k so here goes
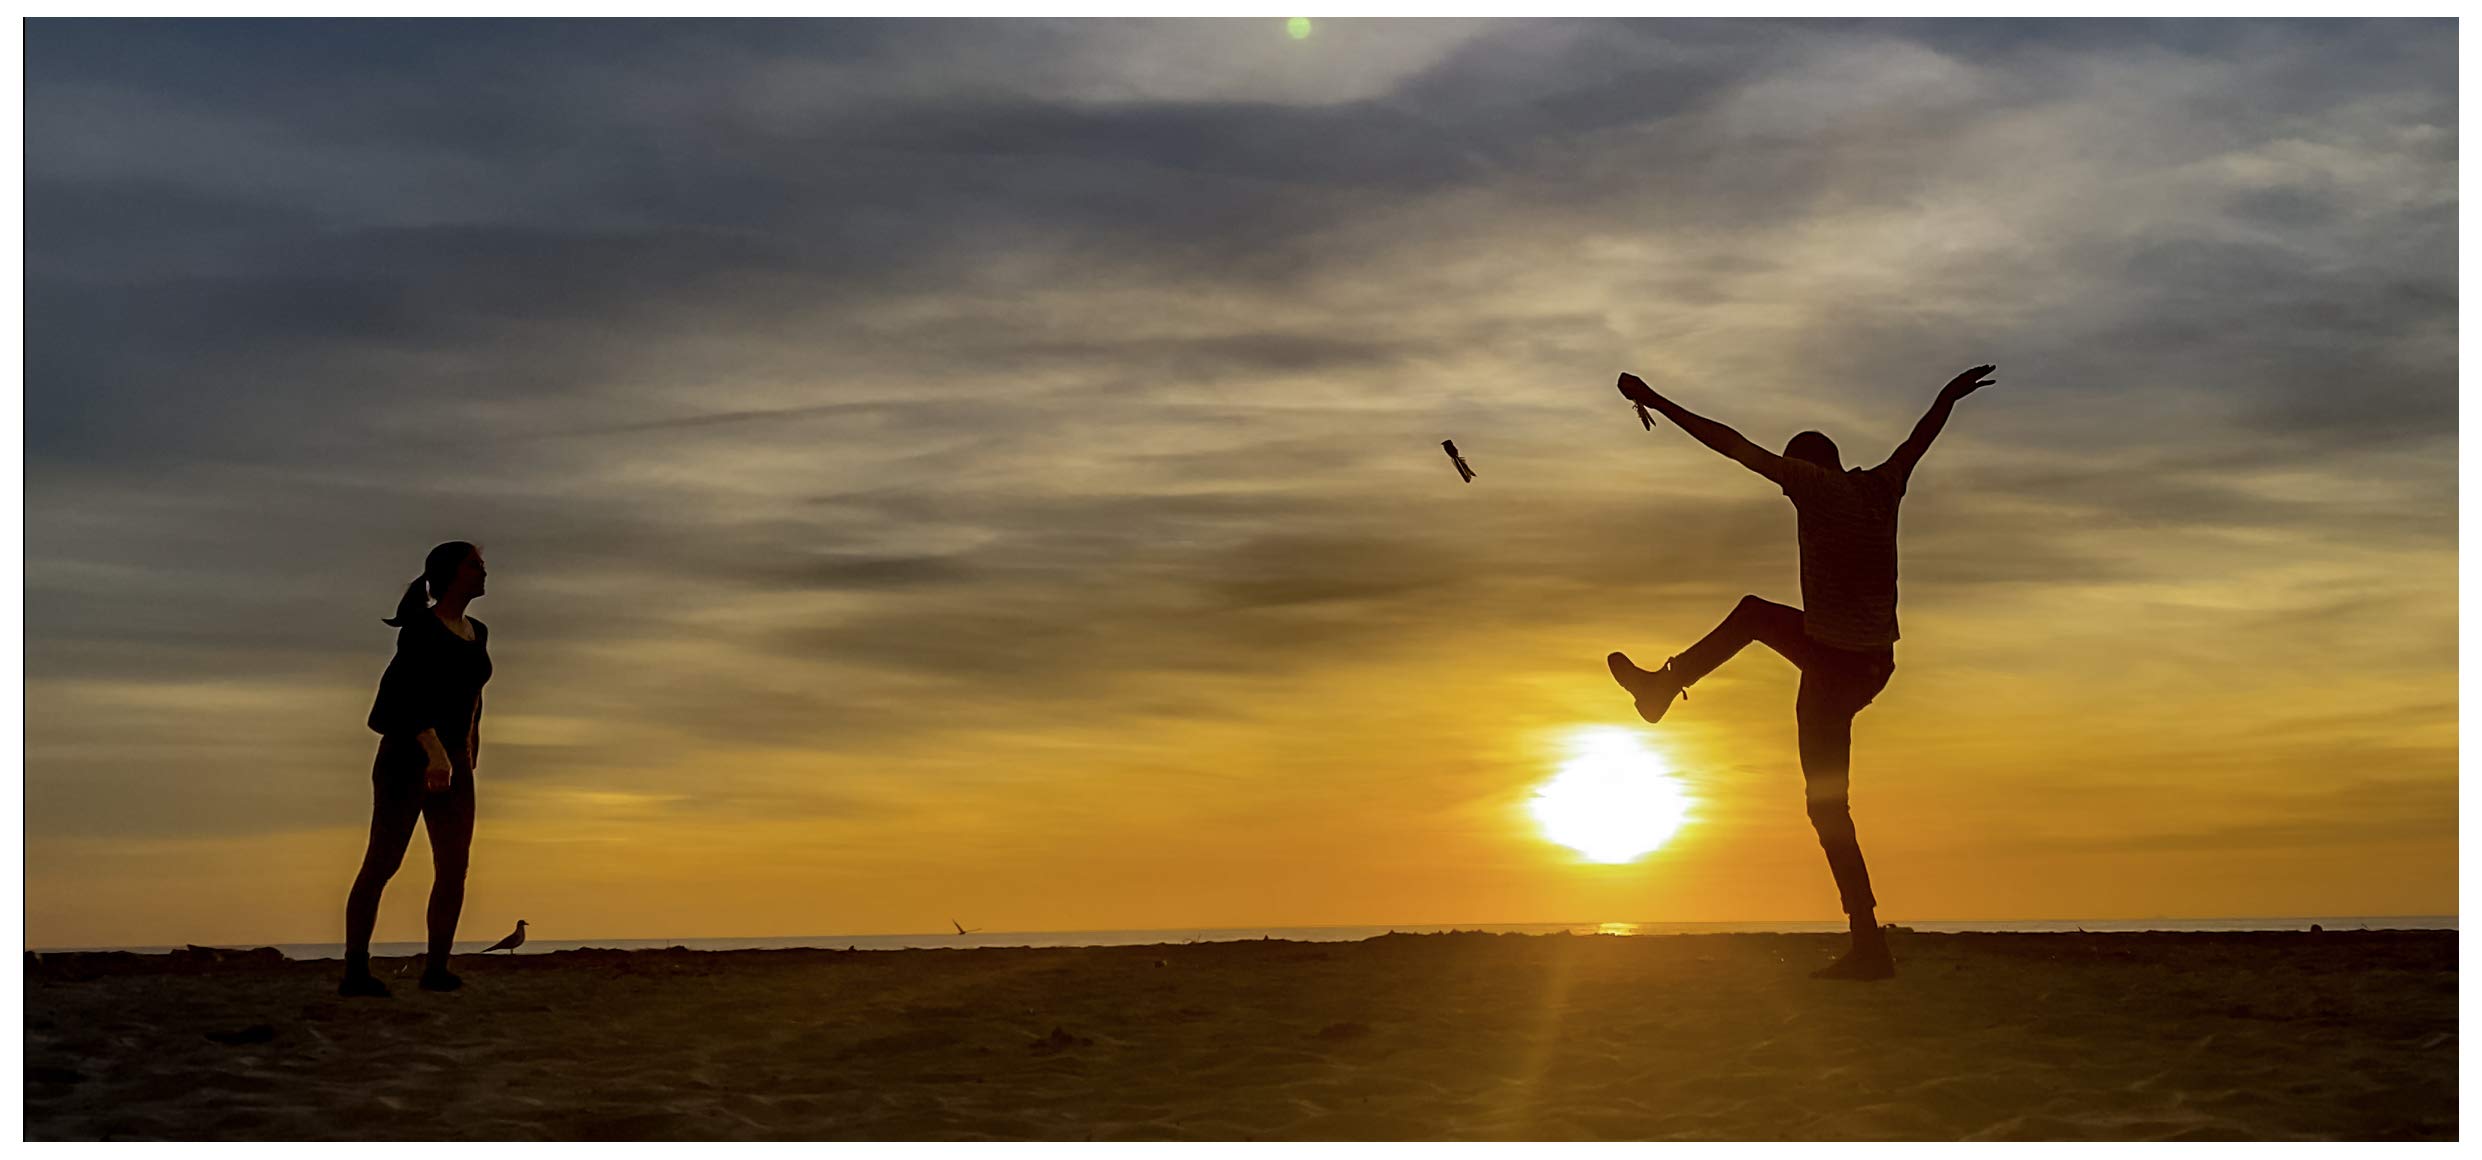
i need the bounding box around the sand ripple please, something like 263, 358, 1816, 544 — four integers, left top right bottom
23, 930, 2455, 1140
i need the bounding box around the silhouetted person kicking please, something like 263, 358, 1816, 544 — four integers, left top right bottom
1608, 365, 1996, 981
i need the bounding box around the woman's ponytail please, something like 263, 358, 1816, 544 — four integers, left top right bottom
381, 577, 429, 627
382, 540, 479, 627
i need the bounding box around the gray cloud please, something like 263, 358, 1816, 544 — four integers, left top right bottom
25, 19, 2455, 864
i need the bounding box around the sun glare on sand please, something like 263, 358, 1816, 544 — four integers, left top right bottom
1529, 728, 1694, 863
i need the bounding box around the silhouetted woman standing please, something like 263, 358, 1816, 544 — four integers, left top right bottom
340, 541, 492, 997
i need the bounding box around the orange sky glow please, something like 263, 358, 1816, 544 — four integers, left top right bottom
24, 19, 2455, 947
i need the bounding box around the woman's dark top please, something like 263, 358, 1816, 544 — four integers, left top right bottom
367, 610, 492, 774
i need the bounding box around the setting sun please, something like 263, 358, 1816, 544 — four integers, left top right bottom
1529, 727, 1695, 864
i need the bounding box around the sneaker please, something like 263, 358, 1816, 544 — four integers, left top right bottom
338, 973, 391, 999
418, 969, 463, 993
1607, 652, 1689, 724
1808, 949, 1897, 982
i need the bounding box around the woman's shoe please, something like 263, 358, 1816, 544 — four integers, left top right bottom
1607, 652, 1689, 724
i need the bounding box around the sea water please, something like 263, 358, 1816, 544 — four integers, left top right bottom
44, 915, 2458, 960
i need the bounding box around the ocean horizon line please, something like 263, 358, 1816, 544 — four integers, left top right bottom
35, 914, 2458, 959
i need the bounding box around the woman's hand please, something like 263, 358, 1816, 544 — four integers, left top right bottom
416, 729, 454, 793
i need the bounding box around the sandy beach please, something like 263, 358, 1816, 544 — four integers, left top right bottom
24, 929, 2455, 1141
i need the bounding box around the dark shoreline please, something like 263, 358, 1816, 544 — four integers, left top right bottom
29, 924, 2452, 978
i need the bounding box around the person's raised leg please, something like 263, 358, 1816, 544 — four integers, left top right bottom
1610, 595, 1810, 724
342, 766, 424, 997
417, 773, 477, 992
1795, 670, 1892, 980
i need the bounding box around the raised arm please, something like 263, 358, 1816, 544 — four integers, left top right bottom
1877, 364, 1996, 487
1615, 373, 1786, 480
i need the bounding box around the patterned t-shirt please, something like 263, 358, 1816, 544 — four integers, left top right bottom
1761, 459, 1905, 651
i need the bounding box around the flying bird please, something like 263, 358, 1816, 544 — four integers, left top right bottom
480, 919, 529, 955
951, 920, 982, 935
1441, 439, 1475, 483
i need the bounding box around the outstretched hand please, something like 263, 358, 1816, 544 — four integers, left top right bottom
1940, 364, 1997, 402
1615, 372, 1659, 407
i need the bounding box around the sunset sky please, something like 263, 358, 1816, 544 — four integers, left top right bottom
24, 19, 2456, 948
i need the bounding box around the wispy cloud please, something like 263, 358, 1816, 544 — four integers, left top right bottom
24, 18, 2454, 944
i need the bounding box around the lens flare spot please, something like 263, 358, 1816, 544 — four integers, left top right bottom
1287, 17, 1313, 40
1529, 727, 1695, 864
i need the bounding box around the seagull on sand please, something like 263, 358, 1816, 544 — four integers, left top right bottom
1441, 439, 1475, 483
480, 920, 529, 955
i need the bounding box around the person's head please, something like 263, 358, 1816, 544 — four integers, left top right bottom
383, 541, 486, 626
1784, 430, 1842, 471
